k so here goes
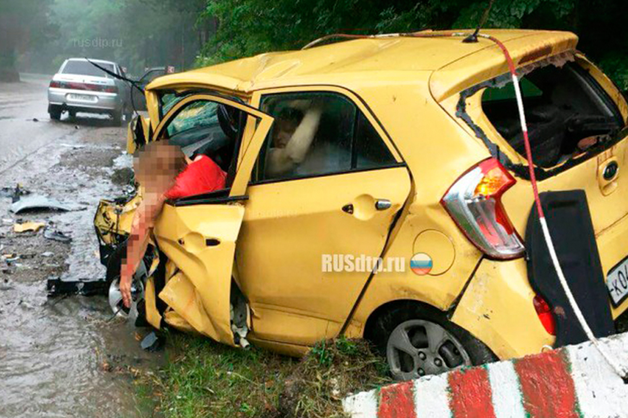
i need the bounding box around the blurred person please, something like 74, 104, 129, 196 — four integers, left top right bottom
266, 100, 323, 176
120, 141, 226, 307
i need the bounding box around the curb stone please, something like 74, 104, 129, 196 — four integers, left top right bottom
343, 332, 628, 417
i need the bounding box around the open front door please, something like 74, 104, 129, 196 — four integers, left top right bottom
151, 93, 273, 346
154, 204, 245, 344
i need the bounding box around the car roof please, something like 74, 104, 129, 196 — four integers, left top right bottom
147, 29, 578, 100
66, 58, 117, 66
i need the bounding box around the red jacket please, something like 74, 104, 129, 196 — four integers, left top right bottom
165, 155, 226, 199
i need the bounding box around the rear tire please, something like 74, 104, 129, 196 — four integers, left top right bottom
366, 301, 497, 380
123, 103, 133, 123
48, 105, 62, 120
112, 109, 123, 126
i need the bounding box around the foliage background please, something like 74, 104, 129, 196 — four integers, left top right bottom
2, 0, 627, 88
198, 0, 628, 89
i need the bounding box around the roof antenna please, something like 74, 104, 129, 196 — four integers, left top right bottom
463, 0, 495, 43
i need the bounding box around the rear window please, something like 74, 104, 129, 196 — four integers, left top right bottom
481, 62, 623, 168
62, 60, 114, 78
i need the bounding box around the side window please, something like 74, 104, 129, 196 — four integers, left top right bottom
253, 92, 397, 182
354, 112, 397, 169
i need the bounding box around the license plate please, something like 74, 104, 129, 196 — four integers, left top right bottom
607, 256, 628, 307
68, 93, 96, 102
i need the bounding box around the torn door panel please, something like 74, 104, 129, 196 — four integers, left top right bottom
153, 203, 245, 346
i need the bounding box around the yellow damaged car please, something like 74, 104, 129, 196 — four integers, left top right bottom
95, 29, 628, 380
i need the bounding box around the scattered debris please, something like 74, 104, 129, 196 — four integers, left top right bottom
111, 167, 134, 186
46, 277, 108, 296
140, 331, 163, 352
1, 254, 18, 274
0, 184, 29, 202
2, 219, 13, 225
41, 252, 54, 257
43, 229, 72, 243
31, 118, 39, 122
13, 221, 45, 233
2, 254, 19, 263
11, 194, 80, 214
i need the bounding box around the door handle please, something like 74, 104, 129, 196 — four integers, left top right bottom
375, 199, 392, 210
205, 238, 221, 246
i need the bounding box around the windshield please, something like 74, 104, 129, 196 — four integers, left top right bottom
61, 60, 114, 78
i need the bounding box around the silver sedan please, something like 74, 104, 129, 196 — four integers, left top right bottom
48, 58, 131, 125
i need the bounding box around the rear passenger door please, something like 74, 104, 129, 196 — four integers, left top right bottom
236, 88, 412, 346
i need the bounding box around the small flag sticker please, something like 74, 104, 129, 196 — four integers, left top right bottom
410, 253, 433, 275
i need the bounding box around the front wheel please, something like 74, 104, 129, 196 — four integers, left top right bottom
367, 302, 497, 380
106, 243, 147, 320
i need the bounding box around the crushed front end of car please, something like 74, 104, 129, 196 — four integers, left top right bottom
93, 188, 140, 267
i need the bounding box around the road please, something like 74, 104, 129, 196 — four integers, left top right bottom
0, 75, 159, 417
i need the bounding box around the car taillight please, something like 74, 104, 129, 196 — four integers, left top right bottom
49, 80, 61, 88
103, 85, 118, 93
441, 158, 524, 259
533, 295, 556, 336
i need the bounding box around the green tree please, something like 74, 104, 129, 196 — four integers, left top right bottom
0, 0, 55, 81
196, 0, 628, 89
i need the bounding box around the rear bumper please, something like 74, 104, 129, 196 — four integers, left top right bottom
452, 211, 628, 361
597, 212, 628, 317
451, 257, 555, 360
48, 87, 121, 112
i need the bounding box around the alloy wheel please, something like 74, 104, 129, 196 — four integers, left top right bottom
386, 319, 471, 380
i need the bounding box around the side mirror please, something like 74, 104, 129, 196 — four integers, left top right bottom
126, 115, 152, 154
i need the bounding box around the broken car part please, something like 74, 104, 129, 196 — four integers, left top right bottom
47, 277, 108, 296
11, 194, 80, 214
0, 184, 29, 202
108, 277, 145, 322
140, 331, 163, 351
484, 34, 628, 379
526, 190, 614, 346
13, 221, 45, 233
43, 229, 72, 243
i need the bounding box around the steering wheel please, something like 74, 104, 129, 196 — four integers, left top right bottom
217, 104, 239, 140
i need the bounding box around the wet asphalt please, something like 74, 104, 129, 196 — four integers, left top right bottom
0, 75, 160, 417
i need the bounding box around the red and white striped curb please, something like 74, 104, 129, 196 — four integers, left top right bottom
343, 332, 628, 417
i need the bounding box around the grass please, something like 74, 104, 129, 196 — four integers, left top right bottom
135, 331, 391, 418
